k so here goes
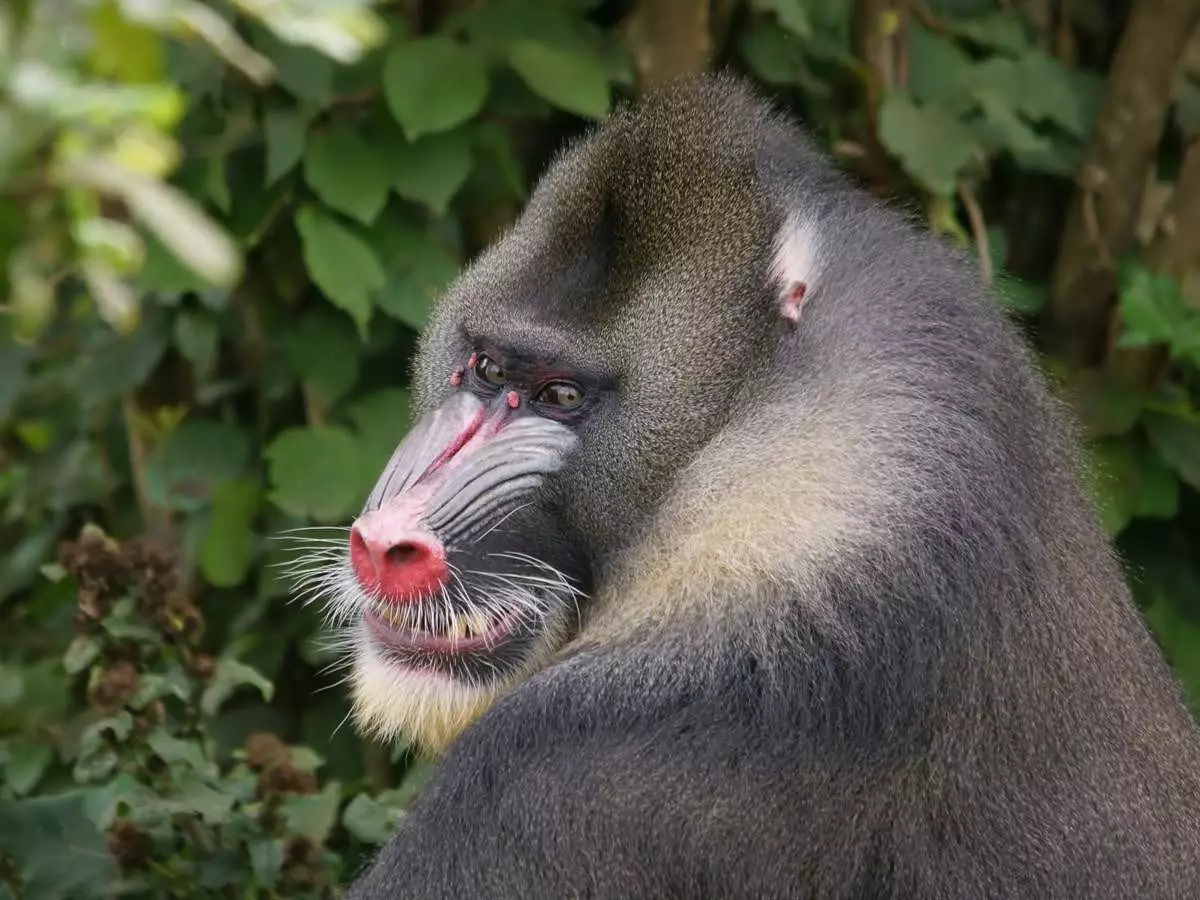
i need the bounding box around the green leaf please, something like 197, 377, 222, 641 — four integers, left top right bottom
345, 389, 412, 493
908, 23, 973, 106
1116, 263, 1186, 347
304, 127, 390, 224
144, 419, 251, 513
1064, 370, 1145, 438
368, 213, 459, 330
383, 37, 489, 139
160, 773, 237, 824
146, 730, 211, 772
200, 480, 261, 588
283, 310, 363, 408
0, 792, 120, 898
994, 274, 1046, 317
249, 838, 284, 887
173, 309, 220, 378
63, 636, 101, 676
5, 741, 53, 796
507, 41, 610, 119
296, 205, 385, 333
280, 781, 342, 843
341, 791, 404, 843
753, 0, 812, 36
736, 22, 804, 86
265, 426, 364, 521
390, 129, 474, 215
1144, 412, 1200, 492
265, 109, 309, 186
264, 38, 335, 105
1132, 448, 1179, 519
878, 92, 979, 196
200, 658, 275, 717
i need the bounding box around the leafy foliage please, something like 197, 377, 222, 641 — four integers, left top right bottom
2, 0, 1199, 895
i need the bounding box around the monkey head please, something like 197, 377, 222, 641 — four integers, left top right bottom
317, 83, 797, 753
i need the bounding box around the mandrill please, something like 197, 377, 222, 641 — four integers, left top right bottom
299, 74, 1200, 899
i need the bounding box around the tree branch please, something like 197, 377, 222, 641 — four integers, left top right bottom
1047, 0, 1200, 366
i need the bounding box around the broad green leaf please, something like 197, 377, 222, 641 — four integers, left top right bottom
63, 636, 101, 676
263, 38, 335, 105
280, 781, 342, 842
249, 838, 285, 886
1116, 264, 1186, 347
144, 419, 251, 513
383, 37, 489, 139
146, 730, 211, 772
265, 109, 309, 185
173, 309, 220, 378
507, 41, 610, 119
345, 389, 413, 492
5, 741, 53, 796
138, 232, 210, 294
944, 12, 1031, 55
754, 0, 812, 36
390, 129, 474, 215
908, 23, 972, 106
200, 658, 275, 717
304, 128, 390, 224
342, 791, 405, 843
0, 791, 120, 898
1144, 412, 1200, 491
295, 205, 385, 333
265, 426, 363, 521
200, 480, 261, 588
1132, 448, 1179, 519
284, 310, 363, 408
160, 773, 237, 824
368, 212, 459, 330
878, 92, 979, 196
1064, 370, 1144, 438
994, 275, 1046, 317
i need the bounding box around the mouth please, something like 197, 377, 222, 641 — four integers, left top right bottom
363, 602, 514, 657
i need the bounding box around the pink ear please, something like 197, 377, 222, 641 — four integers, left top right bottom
770, 216, 821, 326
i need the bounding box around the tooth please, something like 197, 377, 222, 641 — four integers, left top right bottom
468, 612, 490, 635
448, 616, 467, 641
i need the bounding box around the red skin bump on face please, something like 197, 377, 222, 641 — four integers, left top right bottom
467, 353, 478, 369
506, 390, 520, 409
449, 370, 463, 387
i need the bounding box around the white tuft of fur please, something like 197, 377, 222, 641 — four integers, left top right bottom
769, 214, 823, 306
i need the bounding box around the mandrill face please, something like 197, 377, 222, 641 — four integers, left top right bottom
304, 96, 776, 754
324, 350, 600, 752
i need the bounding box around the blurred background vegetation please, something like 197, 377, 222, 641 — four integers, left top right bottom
1, 0, 1199, 895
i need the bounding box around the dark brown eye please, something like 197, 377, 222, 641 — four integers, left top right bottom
535, 381, 584, 411
474, 354, 506, 387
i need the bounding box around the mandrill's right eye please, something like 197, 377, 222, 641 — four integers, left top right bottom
473, 354, 506, 387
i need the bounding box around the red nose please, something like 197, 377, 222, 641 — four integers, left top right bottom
349, 525, 448, 604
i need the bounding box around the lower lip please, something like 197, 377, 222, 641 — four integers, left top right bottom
363, 608, 512, 655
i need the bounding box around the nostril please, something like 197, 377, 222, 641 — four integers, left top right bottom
385, 542, 425, 566
348, 524, 448, 603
